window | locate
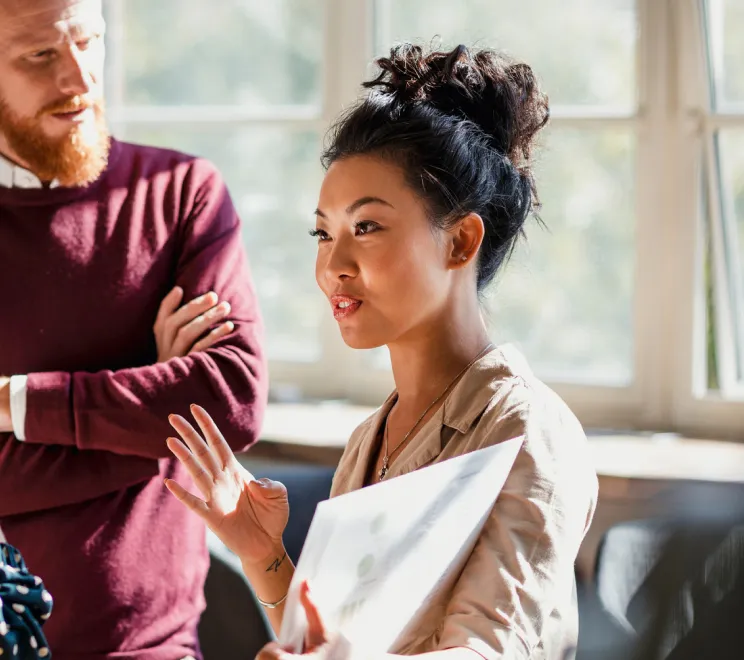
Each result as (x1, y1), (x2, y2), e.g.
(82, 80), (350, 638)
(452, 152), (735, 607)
(105, 0), (743, 438)
(373, 0), (638, 386)
(104, 0), (327, 364)
(704, 0), (744, 393)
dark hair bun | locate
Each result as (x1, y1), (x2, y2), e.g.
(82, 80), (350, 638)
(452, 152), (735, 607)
(366, 44), (549, 172)
(323, 43), (550, 291)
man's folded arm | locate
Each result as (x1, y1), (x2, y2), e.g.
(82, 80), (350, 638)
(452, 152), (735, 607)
(21, 160), (269, 460)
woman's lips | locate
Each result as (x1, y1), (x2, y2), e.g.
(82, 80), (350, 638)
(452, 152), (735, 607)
(330, 295), (362, 321)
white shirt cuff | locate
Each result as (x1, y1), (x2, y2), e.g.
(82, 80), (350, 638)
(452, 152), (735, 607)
(9, 375), (28, 441)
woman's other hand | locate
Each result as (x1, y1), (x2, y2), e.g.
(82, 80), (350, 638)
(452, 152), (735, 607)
(256, 581), (338, 660)
(164, 404), (289, 564)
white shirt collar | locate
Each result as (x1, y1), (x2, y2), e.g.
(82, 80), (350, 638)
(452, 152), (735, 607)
(0, 151), (60, 189)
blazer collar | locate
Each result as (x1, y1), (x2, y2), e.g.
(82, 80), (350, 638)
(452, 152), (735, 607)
(352, 346), (531, 487)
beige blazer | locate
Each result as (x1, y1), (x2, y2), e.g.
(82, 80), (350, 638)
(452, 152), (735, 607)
(330, 345), (598, 660)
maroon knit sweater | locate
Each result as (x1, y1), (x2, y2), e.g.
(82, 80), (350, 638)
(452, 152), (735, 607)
(0, 139), (268, 660)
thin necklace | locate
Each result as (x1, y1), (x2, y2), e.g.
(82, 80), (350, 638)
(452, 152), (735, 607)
(378, 342), (494, 481)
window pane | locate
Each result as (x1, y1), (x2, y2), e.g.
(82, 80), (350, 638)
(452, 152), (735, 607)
(120, 0), (323, 107)
(484, 128), (636, 384)
(374, 0), (637, 108)
(706, 0), (744, 108)
(120, 126), (325, 362)
(717, 129), (744, 381)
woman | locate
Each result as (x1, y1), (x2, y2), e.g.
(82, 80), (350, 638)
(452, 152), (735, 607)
(165, 44), (598, 660)
(0, 525), (53, 659)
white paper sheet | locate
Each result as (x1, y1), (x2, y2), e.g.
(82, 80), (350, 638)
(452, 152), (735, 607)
(278, 437), (523, 655)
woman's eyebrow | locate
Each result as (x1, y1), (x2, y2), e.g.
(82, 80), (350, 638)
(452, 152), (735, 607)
(345, 196), (394, 214)
(315, 196), (395, 219)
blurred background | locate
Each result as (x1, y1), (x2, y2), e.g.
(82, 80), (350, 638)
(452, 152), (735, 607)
(99, 1), (744, 658)
(103, 0), (744, 437)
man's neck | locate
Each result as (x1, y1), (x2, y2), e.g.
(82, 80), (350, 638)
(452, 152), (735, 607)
(0, 142), (34, 174)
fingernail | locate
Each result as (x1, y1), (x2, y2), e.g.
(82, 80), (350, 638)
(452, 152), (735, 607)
(207, 291), (218, 304)
(223, 321), (235, 332)
(219, 301), (231, 313)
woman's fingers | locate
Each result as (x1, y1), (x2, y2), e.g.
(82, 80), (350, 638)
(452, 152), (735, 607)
(190, 404), (239, 470)
(189, 321), (234, 354)
(164, 478), (210, 519)
(255, 641), (294, 660)
(248, 477), (287, 501)
(166, 437), (215, 498)
(168, 413), (222, 478)
(301, 581), (328, 651)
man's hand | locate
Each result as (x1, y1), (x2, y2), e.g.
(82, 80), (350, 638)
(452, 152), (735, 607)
(154, 287), (234, 362)
(0, 376), (12, 433)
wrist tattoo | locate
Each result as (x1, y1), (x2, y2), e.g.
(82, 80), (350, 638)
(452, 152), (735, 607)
(265, 552), (287, 573)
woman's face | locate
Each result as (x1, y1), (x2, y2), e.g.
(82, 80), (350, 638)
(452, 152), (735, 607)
(314, 154), (456, 349)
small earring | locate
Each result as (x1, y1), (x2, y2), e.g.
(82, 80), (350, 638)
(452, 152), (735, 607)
(460, 254), (468, 262)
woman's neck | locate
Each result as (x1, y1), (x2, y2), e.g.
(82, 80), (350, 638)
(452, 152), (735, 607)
(387, 303), (492, 412)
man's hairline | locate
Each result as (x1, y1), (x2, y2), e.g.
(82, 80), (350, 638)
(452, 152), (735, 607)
(0, 0), (104, 44)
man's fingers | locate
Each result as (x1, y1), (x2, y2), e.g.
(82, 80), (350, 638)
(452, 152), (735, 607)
(171, 301), (231, 357)
(154, 286), (183, 330)
(166, 436), (215, 498)
(189, 321), (235, 354)
(166, 291), (218, 332)
(168, 414), (222, 478)
(164, 478), (210, 519)
(190, 404), (238, 470)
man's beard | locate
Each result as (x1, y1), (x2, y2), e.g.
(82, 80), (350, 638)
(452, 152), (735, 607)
(0, 95), (111, 188)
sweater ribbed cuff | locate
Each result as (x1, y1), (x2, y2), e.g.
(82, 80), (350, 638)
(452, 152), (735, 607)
(24, 371), (76, 447)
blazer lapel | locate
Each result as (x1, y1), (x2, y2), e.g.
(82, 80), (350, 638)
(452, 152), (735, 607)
(342, 393), (397, 493)
(385, 404), (447, 480)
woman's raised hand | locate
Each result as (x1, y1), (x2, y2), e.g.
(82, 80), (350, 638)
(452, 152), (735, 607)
(164, 405), (289, 565)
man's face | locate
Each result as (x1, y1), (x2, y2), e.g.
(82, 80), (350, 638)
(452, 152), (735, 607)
(0, 0), (109, 186)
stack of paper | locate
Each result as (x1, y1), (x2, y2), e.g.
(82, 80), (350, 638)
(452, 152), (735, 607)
(279, 437), (523, 655)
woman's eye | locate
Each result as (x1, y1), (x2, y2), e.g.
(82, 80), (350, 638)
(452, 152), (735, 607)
(355, 221), (380, 236)
(308, 228), (330, 242)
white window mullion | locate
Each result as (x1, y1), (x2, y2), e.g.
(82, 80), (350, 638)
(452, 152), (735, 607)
(115, 105), (324, 126)
(704, 131), (740, 391)
(313, 0), (378, 399)
(104, 0), (127, 135)
(668, 0), (744, 439)
(611, 0), (672, 430)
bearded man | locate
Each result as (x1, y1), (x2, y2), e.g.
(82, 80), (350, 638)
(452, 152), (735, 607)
(0, 1), (268, 659)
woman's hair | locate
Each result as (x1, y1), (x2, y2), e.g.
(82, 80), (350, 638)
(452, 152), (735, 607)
(322, 44), (550, 291)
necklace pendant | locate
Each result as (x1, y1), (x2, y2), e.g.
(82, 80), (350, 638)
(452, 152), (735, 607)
(378, 457), (389, 481)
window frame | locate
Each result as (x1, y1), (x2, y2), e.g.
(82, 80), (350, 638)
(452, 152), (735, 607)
(104, 0), (744, 439)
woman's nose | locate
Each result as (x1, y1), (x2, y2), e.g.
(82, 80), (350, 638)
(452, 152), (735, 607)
(324, 236), (359, 282)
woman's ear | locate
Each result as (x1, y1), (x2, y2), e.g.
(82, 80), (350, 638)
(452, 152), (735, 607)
(448, 213), (485, 269)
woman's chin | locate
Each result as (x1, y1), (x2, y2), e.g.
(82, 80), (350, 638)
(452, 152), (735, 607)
(338, 327), (386, 351)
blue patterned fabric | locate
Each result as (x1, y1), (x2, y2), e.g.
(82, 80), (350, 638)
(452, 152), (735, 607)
(0, 544), (53, 659)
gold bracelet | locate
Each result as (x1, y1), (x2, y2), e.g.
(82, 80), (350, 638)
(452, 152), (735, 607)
(256, 590), (288, 609)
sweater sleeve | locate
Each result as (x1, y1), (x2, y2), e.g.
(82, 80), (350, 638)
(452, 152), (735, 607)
(22, 160), (268, 460)
(0, 436), (159, 517)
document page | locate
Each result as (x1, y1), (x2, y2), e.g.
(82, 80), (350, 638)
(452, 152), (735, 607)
(279, 437), (523, 654)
